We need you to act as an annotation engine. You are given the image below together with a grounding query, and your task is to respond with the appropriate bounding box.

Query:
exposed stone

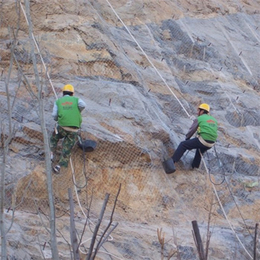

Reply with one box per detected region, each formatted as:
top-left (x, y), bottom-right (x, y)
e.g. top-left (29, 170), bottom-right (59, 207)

top-left (1, 0), bottom-right (260, 259)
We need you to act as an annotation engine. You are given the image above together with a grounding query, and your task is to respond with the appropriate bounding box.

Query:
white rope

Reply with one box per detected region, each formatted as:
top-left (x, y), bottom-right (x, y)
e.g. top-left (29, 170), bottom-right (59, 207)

top-left (20, 1), bottom-right (58, 100)
top-left (20, 1), bottom-right (133, 259)
top-left (20, 0), bottom-right (253, 257)
top-left (104, 0), bottom-right (191, 119)
top-left (216, 19), bottom-right (252, 76)
top-left (69, 158), bottom-right (124, 258)
top-left (200, 154), bottom-right (253, 259)
top-left (70, 158), bottom-right (88, 219)
top-left (21, 3), bottom-right (118, 256)
top-left (104, 1), bottom-right (255, 258)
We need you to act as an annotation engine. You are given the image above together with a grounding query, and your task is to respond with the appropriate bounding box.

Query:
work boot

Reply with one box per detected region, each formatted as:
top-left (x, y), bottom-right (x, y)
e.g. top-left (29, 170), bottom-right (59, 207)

top-left (162, 158), bottom-right (176, 174)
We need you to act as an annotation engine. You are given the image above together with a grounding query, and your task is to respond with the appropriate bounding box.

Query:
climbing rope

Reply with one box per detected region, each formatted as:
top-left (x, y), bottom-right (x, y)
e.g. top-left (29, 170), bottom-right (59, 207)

top-left (19, 0), bottom-right (256, 257)
top-left (200, 150), bottom-right (253, 259)
top-left (205, 146), bottom-right (225, 186)
top-left (104, 0), bottom-right (254, 258)
top-left (69, 158), bottom-right (126, 259)
top-left (20, 2), bottom-right (121, 257)
top-left (101, 0), bottom-right (205, 226)
top-left (104, 0), bottom-right (191, 119)
top-left (70, 134), bottom-right (90, 190)
top-left (102, 0), bottom-right (252, 259)
top-left (210, 146), bottom-right (255, 239)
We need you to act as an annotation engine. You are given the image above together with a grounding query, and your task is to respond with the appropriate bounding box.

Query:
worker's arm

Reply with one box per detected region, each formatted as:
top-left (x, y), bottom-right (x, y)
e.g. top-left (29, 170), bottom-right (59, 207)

top-left (78, 98), bottom-right (86, 112)
top-left (185, 118), bottom-right (199, 140)
top-left (52, 102), bottom-right (58, 121)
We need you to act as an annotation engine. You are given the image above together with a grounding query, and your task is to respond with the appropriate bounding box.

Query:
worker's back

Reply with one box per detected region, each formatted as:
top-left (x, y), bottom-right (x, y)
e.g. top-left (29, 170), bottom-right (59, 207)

top-left (56, 95), bottom-right (82, 128)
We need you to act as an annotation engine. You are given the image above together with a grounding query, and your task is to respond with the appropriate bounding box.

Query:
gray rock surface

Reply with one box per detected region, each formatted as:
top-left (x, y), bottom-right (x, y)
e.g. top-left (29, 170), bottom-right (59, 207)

top-left (0, 0), bottom-right (260, 259)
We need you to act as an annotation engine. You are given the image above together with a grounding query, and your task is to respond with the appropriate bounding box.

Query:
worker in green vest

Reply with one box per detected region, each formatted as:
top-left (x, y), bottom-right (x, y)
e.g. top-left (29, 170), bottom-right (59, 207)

top-left (50, 84), bottom-right (86, 173)
top-left (163, 103), bottom-right (218, 174)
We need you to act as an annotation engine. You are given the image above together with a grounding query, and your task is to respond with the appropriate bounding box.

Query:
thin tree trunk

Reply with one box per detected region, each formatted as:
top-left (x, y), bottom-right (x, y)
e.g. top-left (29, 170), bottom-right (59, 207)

top-left (192, 220), bottom-right (205, 260)
top-left (0, 137), bottom-right (7, 260)
top-left (87, 193), bottom-right (110, 260)
top-left (0, 36), bottom-right (16, 259)
top-left (24, 1), bottom-right (59, 259)
top-left (254, 223), bottom-right (258, 260)
top-left (68, 188), bottom-right (80, 260)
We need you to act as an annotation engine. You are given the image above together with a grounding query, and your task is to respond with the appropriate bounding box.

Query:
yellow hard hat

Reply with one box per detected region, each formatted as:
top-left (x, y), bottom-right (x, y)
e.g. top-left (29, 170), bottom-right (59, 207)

top-left (198, 103), bottom-right (210, 112)
top-left (62, 84), bottom-right (74, 93)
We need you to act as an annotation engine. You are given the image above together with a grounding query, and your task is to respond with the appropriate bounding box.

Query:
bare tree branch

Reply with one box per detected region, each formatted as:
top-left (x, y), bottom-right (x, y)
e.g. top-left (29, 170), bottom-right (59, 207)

top-left (254, 223), bottom-right (258, 260)
top-left (205, 195), bottom-right (214, 260)
top-left (24, 0), bottom-right (59, 258)
top-left (86, 193), bottom-right (110, 260)
top-left (192, 220), bottom-right (205, 260)
top-left (68, 188), bottom-right (80, 260)
top-left (93, 184), bottom-right (121, 256)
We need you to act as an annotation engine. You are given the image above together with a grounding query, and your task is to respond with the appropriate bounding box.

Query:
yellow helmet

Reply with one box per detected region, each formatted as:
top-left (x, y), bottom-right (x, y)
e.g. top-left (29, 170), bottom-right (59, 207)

top-left (198, 103), bottom-right (210, 112)
top-left (62, 84), bottom-right (74, 93)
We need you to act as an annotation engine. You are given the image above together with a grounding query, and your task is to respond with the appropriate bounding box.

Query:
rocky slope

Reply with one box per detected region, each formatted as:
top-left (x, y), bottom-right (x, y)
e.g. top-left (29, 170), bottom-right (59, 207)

top-left (1, 0), bottom-right (260, 259)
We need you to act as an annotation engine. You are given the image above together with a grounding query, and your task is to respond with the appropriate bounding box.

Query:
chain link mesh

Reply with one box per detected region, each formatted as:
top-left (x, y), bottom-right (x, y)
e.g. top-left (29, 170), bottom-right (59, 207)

top-left (1, 0), bottom-right (260, 259)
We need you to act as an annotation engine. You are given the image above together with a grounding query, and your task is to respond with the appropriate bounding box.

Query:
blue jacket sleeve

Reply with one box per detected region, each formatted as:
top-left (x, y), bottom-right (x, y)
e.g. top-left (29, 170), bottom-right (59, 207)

top-left (185, 118), bottom-right (199, 140)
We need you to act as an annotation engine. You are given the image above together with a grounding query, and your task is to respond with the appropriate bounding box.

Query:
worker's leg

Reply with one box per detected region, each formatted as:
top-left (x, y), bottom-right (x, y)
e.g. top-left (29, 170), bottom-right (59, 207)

top-left (59, 131), bottom-right (78, 168)
top-left (50, 131), bottom-right (60, 152)
top-left (172, 138), bottom-right (201, 163)
top-left (50, 126), bottom-right (65, 152)
top-left (192, 146), bottom-right (210, 168)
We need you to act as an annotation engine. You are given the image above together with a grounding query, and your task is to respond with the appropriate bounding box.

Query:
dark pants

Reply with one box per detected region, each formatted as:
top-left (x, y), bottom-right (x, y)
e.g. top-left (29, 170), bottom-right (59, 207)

top-left (172, 138), bottom-right (211, 168)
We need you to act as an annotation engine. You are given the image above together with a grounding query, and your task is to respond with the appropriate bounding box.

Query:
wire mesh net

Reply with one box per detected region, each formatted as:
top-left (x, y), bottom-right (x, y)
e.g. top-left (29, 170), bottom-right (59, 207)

top-left (1, 0), bottom-right (260, 259)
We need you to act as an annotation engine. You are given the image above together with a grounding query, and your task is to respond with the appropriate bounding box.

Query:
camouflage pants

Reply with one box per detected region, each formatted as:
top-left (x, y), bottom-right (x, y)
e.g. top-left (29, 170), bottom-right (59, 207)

top-left (50, 126), bottom-right (78, 167)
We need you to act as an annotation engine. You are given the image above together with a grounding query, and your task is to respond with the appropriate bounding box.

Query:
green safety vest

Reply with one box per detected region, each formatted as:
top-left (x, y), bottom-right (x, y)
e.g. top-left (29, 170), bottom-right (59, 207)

top-left (197, 114), bottom-right (218, 142)
top-left (56, 96), bottom-right (82, 128)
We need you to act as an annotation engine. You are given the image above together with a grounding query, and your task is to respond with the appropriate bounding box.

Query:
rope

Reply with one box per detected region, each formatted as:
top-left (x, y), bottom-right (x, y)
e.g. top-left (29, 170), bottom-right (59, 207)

top-left (20, 5), bottom-right (117, 258)
top-left (103, 1), bottom-right (256, 257)
top-left (212, 146), bottom-right (255, 239)
top-left (104, 0), bottom-right (191, 119)
top-left (205, 148), bottom-right (225, 186)
top-left (70, 137), bottom-right (89, 190)
top-left (69, 158), bottom-right (126, 259)
top-left (200, 151), bottom-right (253, 259)
top-left (104, 1), bottom-right (255, 258)
top-left (20, 0), bottom-right (255, 257)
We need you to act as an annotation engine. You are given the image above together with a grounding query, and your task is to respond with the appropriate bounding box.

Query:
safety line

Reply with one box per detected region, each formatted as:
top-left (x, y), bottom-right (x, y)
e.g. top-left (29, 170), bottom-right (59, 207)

top-left (104, 1), bottom-right (254, 258)
top-left (200, 154), bottom-right (253, 259)
top-left (104, 1), bottom-right (256, 258)
top-left (20, 0), bottom-right (255, 257)
top-left (179, 7), bottom-right (257, 256)
top-left (104, 0), bottom-right (191, 119)
top-left (21, 2), bottom-right (121, 258)
top-left (69, 158), bottom-right (125, 259)
top-left (216, 19), bottom-right (252, 76)
top-left (20, 1), bottom-right (177, 258)
top-left (20, 1), bottom-right (58, 100)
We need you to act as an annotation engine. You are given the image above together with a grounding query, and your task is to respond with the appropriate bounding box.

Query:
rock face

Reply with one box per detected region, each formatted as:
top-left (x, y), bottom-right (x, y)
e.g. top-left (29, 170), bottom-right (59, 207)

top-left (1, 0), bottom-right (260, 259)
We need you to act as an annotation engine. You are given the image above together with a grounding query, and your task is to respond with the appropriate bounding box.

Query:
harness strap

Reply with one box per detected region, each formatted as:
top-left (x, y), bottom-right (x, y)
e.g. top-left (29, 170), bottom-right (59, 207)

top-left (60, 126), bottom-right (79, 133)
top-left (198, 135), bottom-right (215, 148)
